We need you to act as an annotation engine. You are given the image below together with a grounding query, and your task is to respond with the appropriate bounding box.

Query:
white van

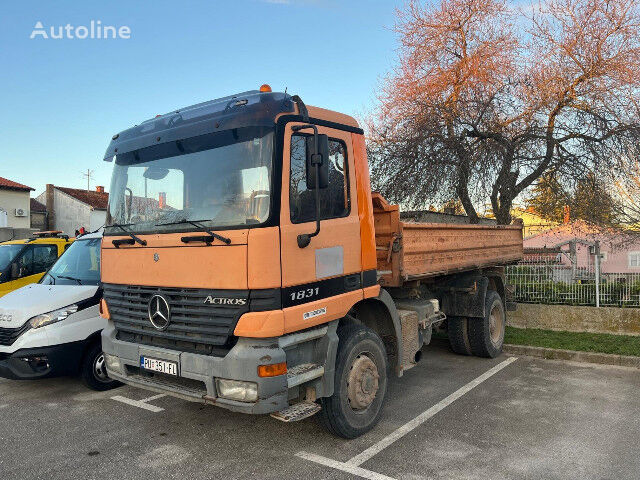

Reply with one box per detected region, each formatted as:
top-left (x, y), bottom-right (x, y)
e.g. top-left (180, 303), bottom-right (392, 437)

top-left (0, 231), bottom-right (119, 390)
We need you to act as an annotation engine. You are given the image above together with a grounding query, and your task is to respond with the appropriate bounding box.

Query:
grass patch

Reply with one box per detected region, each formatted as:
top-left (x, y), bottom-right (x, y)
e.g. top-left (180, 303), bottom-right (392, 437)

top-left (505, 326), bottom-right (640, 357)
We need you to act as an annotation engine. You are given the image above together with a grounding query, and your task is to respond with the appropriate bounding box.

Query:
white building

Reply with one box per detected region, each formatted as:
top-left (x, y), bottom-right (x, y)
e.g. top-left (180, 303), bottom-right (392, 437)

top-left (36, 185), bottom-right (108, 236)
top-left (0, 177), bottom-right (33, 229)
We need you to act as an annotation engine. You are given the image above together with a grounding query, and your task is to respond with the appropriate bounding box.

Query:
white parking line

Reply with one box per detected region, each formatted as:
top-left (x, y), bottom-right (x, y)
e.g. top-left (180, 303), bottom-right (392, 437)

top-left (111, 394), bottom-right (167, 413)
top-left (298, 356), bottom-right (518, 479)
top-left (296, 452), bottom-right (397, 480)
top-left (141, 393), bottom-right (167, 403)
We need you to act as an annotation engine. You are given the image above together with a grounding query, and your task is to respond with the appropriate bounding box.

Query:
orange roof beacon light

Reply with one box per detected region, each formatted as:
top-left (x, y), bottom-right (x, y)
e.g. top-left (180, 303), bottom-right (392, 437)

top-left (259, 84), bottom-right (272, 93)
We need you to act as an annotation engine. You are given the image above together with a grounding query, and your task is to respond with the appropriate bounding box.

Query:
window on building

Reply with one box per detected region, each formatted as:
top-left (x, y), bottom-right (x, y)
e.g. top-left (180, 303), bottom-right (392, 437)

top-left (629, 252), bottom-right (640, 268)
top-left (289, 135), bottom-right (349, 224)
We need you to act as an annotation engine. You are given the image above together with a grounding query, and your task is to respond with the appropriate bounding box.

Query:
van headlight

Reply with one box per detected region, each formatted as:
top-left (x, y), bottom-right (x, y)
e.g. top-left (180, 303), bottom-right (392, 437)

top-left (29, 305), bottom-right (79, 329)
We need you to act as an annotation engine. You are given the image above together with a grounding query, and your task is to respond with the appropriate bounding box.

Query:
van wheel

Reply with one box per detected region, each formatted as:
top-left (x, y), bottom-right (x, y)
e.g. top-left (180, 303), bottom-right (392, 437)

top-left (468, 290), bottom-right (505, 358)
top-left (318, 324), bottom-right (388, 439)
top-left (447, 317), bottom-right (472, 355)
top-left (81, 343), bottom-right (120, 391)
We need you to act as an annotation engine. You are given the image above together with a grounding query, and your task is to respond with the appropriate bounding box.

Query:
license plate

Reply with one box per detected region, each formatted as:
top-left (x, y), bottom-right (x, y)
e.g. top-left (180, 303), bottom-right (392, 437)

top-left (140, 356), bottom-right (178, 376)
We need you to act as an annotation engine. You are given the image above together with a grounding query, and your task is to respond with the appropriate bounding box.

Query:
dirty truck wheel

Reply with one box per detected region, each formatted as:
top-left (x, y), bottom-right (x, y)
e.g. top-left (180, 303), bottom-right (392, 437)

top-left (468, 290), bottom-right (505, 358)
top-left (81, 343), bottom-right (121, 391)
top-left (319, 324), bottom-right (388, 439)
top-left (448, 317), bottom-right (472, 356)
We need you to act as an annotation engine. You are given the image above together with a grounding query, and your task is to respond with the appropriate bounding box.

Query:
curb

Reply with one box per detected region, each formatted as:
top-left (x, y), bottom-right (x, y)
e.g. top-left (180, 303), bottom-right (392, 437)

top-left (503, 344), bottom-right (640, 369)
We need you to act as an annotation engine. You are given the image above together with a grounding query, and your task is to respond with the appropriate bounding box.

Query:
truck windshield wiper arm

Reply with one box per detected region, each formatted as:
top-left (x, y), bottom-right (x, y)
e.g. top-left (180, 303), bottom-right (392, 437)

top-left (56, 274), bottom-right (82, 285)
top-left (155, 219), bottom-right (231, 245)
top-left (110, 223), bottom-right (147, 247)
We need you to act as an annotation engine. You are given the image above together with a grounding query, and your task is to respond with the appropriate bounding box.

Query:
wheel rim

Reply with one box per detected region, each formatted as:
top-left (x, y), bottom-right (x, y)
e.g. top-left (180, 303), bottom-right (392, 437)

top-left (347, 354), bottom-right (379, 411)
top-left (489, 305), bottom-right (503, 345)
top-left (93, 353), bottom-right (111, 383)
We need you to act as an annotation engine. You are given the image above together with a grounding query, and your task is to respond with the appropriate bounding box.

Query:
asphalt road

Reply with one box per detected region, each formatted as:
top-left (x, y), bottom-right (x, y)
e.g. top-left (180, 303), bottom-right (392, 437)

top-left (1, 340), bottom-right (638, 480)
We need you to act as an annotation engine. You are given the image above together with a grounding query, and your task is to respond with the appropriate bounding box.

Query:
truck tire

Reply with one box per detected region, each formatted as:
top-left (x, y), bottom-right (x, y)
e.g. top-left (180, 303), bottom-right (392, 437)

top-left (447, 317), bottom-right (472, 356)
top-left (468, 290), bottom-right (505, 358)
top-left (318, 323), bottom-right (388, 438)
top-left (81, 343), bottom-right (121, 391)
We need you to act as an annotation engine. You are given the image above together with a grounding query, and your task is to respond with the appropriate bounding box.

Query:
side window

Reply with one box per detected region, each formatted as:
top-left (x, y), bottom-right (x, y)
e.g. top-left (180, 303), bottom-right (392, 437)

top-left (17, 247), bottom-right (34, 277)
top-left (27, 245), bottom-right (59, 276)
top-left (290, 134), bottom-right (349, 224)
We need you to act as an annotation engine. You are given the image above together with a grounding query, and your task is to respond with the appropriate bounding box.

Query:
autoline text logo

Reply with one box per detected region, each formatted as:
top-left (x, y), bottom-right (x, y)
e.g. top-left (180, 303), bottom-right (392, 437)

top-left (30, 20), bottom-right (131, 40)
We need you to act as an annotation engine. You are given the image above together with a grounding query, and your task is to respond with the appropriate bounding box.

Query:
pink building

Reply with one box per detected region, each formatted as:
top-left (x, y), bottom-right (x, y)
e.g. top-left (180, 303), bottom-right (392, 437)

top-left (523, 221), bottom-right (640, 274)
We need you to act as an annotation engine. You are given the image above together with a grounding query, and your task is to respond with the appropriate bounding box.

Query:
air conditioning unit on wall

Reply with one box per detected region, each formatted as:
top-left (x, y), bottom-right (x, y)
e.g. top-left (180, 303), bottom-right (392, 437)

top-left (14, 208), bottom-right (27, 217)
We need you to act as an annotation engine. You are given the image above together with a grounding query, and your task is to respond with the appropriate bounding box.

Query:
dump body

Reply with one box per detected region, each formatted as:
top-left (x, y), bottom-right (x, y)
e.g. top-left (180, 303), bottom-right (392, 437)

top-left (372, 193), bottom-right (523, 287)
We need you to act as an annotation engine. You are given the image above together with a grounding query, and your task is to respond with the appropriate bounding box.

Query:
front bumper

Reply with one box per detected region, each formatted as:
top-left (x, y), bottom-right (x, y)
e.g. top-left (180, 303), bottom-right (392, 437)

top-left (0, 341), bottom-right (85, 380)
top-left (101, 323), bottom-right (289, 414)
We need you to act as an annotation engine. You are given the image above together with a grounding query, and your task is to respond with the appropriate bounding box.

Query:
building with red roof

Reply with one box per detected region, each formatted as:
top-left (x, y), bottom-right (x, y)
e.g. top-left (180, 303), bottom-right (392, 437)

top-left (36, 184), bottom-right (109, 236)
top-left (0, 176), bottom-right (34, 229)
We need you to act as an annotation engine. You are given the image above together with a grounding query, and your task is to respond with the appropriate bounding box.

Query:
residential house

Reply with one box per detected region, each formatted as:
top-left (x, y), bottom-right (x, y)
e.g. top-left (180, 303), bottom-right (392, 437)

top-left (36, 185), bottom-right (109, 236)
top-left (523, 221), bottom-right (640, 274)
top-left (0, 176), bottom-right (33, 229)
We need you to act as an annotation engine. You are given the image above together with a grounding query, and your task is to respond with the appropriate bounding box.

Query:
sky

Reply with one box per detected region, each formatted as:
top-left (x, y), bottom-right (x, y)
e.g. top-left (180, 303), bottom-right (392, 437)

top-left (0, 0), bottom-right (403, 196)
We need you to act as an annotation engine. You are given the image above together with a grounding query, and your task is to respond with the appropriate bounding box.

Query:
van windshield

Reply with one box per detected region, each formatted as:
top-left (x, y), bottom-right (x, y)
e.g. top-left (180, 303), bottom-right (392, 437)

top-left (41, 238), bottom-right (101, 286)
top-left (105, 126), bottom-right (274, 235)
top-left (0, 244), bottom-right (24, 272)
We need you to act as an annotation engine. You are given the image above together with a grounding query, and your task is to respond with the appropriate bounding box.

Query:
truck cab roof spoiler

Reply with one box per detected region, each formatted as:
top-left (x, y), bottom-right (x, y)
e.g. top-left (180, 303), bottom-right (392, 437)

top-left (104, 90), bottom-right (295, 161)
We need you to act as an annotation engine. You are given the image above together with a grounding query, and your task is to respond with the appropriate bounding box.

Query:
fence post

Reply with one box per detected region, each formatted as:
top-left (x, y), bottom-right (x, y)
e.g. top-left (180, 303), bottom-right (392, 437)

top-left (594, 241), bottom-right (601, 308)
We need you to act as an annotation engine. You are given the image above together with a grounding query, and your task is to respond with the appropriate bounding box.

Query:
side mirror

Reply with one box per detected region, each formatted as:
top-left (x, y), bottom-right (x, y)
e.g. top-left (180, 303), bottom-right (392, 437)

top-left (10, 263), bottom-right (19, 280)
top-left (305, 134), bottom-right (329, 190)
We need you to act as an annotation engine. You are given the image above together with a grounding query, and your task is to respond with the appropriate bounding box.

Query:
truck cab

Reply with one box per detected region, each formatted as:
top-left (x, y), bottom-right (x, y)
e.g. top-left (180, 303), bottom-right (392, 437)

top-left (100, 87), bottom-right (521, 437)
top-left (0, 232), bottom-right (72, 298)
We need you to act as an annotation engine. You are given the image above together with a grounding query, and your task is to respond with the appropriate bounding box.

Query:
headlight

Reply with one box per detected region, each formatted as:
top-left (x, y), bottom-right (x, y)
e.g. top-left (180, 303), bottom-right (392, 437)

top-left (215, 379), bottom-right (258, 402)
top-left (29, 304), bottom-right (79, 329)
top-left (104, 353), bottom-right (123, 374)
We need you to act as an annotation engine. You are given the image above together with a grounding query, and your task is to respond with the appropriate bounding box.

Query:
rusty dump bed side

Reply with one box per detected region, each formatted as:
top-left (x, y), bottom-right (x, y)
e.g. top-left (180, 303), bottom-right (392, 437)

top-left (372, 193), bottom-right (523, 287)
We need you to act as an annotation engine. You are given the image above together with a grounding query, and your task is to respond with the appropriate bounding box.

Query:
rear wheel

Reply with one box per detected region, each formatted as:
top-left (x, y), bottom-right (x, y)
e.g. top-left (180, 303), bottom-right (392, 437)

top-left (448, 317), bottom-right (472, 355)
top-left (468, 290), bottom-right (505, 358)
top-left (318, 323), bottom-right (388, 438)
top-left (81, 343), bottom-right (121, 391)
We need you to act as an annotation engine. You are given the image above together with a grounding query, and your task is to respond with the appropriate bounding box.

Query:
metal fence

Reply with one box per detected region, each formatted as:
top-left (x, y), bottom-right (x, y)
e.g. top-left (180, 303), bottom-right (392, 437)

top-left (506, 256), bottom-right (640, 307)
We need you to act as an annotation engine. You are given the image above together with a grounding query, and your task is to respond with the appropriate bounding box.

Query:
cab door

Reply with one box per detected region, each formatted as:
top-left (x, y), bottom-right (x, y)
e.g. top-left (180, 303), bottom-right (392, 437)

top-left (279, 122), bottom-right (362, 333)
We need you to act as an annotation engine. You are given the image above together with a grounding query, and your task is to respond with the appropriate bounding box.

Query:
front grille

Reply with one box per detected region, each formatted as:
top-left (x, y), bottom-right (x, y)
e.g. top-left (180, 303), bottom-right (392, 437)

top-left (0, 323), bottom-right (30, 346)
top-left (103, 284), bottom-right (280, 356)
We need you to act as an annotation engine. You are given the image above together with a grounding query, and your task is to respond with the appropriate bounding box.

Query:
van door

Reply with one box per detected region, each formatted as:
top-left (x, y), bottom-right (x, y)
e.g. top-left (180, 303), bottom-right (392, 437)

top-left (279, 122), bottom-right (362, 333)
top-left (7, 244), bottom-right (59, 292)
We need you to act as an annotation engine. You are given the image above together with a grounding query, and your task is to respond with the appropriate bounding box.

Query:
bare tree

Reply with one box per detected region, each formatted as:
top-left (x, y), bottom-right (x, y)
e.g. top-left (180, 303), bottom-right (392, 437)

top-left (368, 0), bottom-right (640, 224)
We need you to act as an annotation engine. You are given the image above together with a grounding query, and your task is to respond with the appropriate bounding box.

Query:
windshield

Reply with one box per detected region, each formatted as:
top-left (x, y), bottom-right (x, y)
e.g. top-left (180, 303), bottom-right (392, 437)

top-left (41, 238), bottom-right (101, 286)
top-left (105, 126), bottom-right (274, 234)
top-left (0, 244), bottom-right (24, 271)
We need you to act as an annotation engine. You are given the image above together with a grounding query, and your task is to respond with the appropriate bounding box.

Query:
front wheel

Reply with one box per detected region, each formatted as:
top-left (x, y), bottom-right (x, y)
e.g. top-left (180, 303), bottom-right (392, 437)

top-left (318, 323), bottom-right (388, 438)
top-left (81, 343), bottom-right (121, 391)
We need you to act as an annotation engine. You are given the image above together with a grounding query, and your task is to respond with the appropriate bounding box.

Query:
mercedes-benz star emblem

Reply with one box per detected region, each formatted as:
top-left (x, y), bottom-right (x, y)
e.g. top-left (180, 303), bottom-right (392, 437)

top-left (148, 295), bottom-right (171, 331)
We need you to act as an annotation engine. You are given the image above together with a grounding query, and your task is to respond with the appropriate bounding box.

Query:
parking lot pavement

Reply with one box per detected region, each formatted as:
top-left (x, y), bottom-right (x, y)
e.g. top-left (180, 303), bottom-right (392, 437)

top-left (1, 340), bottom-right (639, 480)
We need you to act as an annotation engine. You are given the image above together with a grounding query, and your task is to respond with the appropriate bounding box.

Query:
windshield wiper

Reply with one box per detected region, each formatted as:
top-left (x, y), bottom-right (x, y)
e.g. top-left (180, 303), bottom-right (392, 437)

top-left (155, 219), bottom-right (231, 245)
top-left (56, 274), bottom-right (82, 285)
top-left (110, 223), bottom-right (147, 248)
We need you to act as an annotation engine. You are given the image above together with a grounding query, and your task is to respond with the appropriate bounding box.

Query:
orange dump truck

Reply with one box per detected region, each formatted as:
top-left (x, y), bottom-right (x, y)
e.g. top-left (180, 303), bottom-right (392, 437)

top-left (100, 87), bottom-right (523, 438)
